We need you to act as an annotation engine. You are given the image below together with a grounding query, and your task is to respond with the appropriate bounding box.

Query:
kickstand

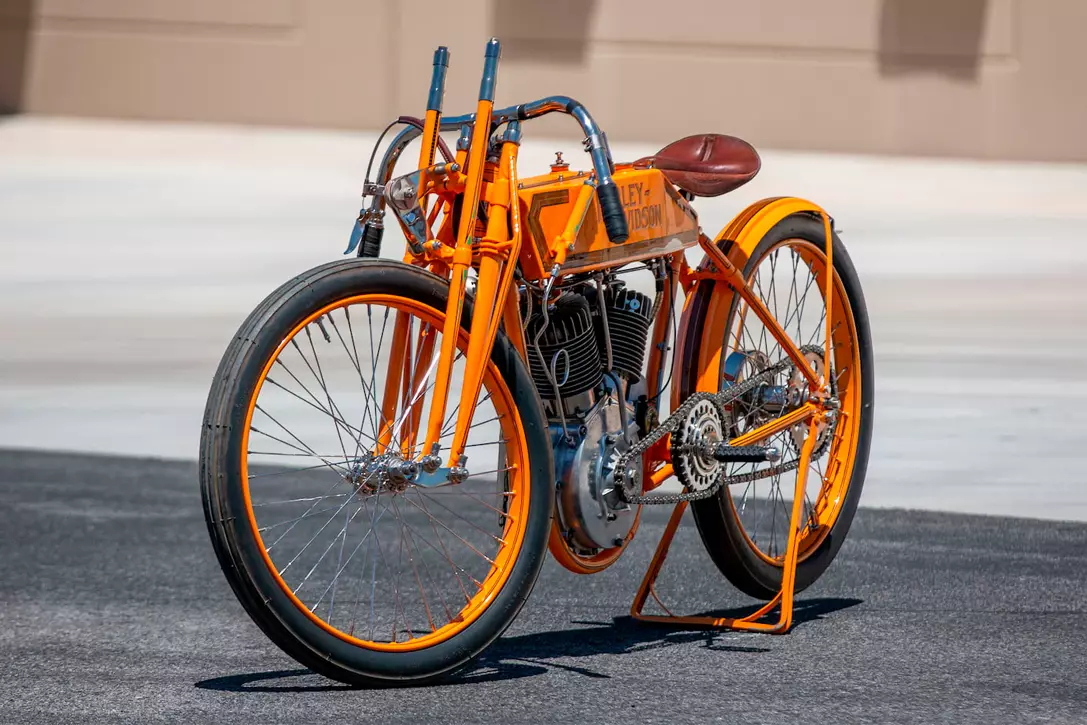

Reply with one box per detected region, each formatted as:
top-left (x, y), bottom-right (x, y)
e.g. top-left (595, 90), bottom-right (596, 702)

top-left (630, 418), bottom-right (821, 633)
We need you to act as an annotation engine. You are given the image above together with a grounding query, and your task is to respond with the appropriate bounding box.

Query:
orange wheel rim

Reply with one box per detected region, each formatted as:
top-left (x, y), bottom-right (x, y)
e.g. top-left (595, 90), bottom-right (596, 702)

top-left (240, 294), bottom-right (531, 652)
top-left (721, 239), bottom-right (863, 566)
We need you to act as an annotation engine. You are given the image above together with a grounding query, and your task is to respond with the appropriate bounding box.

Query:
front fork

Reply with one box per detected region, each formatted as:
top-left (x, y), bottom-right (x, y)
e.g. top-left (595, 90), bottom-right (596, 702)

top-left (373, 39), bottom-right (526, 477)
top-left (376, 137), bottom-right (524, 474)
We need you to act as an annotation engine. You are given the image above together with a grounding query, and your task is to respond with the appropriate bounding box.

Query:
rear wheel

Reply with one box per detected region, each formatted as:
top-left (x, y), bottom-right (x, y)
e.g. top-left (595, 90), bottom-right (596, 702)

top-left (683, 214), bottom-right (874, 599)
top-left (200, 260), bottom-right (553, 685)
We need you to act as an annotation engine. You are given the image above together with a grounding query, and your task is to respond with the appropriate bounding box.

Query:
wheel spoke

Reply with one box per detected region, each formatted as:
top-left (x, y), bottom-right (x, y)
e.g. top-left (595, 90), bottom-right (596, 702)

top-left (264, 374), bottom-right (377, 447)
top-left (722, 238), bottom-right (858, 566)
top-left (413, 488), bottom-right (509, 545)
top-left (240, 295), bottom-right (527, 648)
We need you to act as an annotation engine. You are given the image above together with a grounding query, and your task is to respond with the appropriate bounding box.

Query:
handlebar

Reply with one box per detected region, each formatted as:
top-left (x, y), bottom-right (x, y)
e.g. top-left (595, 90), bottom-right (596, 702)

top-left (442, 93), bottom-right (628, 243)
top-left (367, 42), bottom-right (630, 246)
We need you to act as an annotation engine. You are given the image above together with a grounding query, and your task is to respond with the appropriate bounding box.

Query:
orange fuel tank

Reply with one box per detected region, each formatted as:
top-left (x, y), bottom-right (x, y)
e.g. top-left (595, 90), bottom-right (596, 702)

top-left (516, 164), bottom-right (700, 279)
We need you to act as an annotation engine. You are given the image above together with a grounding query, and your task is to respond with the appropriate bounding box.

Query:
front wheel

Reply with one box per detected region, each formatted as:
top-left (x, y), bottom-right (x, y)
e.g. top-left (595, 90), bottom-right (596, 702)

top-left (200, 259), bottom-right (553, 685)
top-left (682, 214), bottom-right (874, 600)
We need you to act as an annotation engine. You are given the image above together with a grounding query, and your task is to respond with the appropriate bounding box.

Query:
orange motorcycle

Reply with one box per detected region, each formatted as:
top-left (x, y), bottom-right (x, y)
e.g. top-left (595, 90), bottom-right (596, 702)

top-left (200, 39), bottom-right (873, 685)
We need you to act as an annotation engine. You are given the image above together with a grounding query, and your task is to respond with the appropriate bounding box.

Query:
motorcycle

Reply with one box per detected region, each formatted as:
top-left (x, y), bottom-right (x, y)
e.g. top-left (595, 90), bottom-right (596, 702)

top-left (200, 38), bottom-right (874, 685)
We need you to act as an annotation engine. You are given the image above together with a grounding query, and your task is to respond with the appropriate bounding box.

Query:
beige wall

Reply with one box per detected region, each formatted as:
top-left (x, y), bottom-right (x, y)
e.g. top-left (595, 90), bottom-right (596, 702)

top-left (7, 0), bottom-right (1087, 161)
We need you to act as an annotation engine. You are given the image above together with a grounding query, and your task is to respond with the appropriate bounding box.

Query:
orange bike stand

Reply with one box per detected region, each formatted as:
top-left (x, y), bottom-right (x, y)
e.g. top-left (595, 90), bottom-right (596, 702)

top-left (630, 419), bottom-right (820, 634)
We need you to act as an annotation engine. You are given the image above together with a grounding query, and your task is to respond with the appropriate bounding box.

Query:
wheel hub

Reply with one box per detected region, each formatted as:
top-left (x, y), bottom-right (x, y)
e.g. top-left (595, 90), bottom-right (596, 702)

top-left (345, 453), bottom-right (418, 494)
top-left (789, 346), bottom-right (832, 456)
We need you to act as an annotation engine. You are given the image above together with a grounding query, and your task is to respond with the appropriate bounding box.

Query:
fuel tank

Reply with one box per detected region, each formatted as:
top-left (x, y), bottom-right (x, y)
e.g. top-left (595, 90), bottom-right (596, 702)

top-left (516, 163), bottom-right (699, 279)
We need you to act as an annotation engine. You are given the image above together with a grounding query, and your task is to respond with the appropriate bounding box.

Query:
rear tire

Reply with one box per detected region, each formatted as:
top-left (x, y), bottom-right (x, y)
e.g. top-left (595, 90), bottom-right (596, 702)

top-left (200, 259), bottom-right (553, 685)
top-left (683, 214), bottom-right (874, 600)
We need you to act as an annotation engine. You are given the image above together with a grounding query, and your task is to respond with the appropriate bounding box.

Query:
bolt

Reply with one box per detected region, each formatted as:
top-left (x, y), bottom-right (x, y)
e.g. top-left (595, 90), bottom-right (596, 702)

top-left (420, 455), bottom-right (441, 474)
top-left (612, 537), bottom-right (624, 547)
top-left (387, 460), bottom-right (418, 484)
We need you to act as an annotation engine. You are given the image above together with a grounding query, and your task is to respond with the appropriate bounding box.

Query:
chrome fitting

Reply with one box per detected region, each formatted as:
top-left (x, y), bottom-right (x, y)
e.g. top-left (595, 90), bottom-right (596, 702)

top-left (420, 443), bottom-right (442, 473)
top-left (386, 459), bottom-right (419, 484)
top-left (448, 455), bottom-right (469, 484)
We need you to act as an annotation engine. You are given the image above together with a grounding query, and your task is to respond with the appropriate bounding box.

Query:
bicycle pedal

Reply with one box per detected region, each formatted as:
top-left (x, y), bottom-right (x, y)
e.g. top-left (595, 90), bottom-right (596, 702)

top-left (711, 444), bottom-right (780, 463)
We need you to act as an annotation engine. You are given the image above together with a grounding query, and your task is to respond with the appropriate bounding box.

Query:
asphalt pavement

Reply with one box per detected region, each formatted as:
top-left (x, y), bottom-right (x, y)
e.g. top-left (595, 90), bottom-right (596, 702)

top-left (1, 448), bottom-right (1084, 724)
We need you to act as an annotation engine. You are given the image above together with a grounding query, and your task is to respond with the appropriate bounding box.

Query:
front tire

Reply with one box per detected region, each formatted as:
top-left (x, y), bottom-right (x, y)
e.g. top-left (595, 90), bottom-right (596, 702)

top-left (200, 259), bottom-right (553, 685)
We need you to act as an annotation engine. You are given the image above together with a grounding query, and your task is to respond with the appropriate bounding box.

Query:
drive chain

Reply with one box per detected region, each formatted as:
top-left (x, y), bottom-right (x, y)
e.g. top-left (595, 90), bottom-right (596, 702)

top-left (616, 357), bottom-right (834, 506)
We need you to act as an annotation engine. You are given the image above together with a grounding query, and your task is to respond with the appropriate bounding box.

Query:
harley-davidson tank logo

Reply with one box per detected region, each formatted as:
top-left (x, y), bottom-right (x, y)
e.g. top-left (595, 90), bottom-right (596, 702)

top-left (620, 181), bottom-right (663, 233)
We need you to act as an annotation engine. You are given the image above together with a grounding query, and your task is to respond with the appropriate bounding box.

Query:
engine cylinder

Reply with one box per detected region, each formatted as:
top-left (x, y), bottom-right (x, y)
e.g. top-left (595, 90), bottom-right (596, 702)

top-left (602, 287), bottom-right (654, 381)
top-left (527, 294), bottom-right (603, 399)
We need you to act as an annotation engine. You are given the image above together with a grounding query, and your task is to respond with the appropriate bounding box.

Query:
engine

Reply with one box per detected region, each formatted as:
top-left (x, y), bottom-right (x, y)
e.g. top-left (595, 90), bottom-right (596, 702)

top-left (526, 279), bottom-right (654, 552)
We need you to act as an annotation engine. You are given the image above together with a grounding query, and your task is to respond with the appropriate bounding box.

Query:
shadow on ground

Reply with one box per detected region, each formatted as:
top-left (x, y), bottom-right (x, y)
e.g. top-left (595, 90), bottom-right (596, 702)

top-left (194, 597), bottom-right (861, 692)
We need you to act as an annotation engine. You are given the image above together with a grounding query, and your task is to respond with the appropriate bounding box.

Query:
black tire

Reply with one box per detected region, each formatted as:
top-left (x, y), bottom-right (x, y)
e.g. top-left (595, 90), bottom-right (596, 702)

top-left (200, 259), bottom-right (554, 686)
top-left (684, 214), bottom-right (875, 600)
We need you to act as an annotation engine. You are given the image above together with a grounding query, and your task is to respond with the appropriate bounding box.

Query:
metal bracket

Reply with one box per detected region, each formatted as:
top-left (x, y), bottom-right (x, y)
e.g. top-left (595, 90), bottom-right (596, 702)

top-left (384, 162), bottom-right (462, 257)
top-left (384, 170), bottom-right (429, 255)
top-left (412, 467), bottom-right (456, 488)
top-left (412, 452), bottom-right (469, 488)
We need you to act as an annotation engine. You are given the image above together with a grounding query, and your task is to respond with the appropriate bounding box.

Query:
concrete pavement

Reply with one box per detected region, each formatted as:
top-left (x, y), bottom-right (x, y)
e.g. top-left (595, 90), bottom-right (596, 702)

top-left (1, 116), bottom-right (1086, 519)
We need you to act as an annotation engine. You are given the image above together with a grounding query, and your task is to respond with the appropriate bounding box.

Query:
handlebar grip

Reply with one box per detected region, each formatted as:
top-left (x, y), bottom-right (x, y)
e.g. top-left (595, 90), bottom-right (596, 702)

top-left (479, 38), bottom-right (501, 102)
top-left (426, 47), bottom-right (449, 112)
top-left (345, 213), bottom-right (384, 258)
top-left (358, 221), bottom-right (383, 258)
top-left (596, 182), bottom-right (629, 244)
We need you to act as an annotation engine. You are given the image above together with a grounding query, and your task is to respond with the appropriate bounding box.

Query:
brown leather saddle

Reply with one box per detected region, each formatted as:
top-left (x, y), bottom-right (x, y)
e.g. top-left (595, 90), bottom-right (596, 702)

top-left (633, 133), bottom-right (760, 197)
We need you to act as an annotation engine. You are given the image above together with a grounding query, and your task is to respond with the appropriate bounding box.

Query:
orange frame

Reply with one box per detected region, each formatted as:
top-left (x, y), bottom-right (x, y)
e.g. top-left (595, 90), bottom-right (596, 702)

top-left (374, 41), bottom-right (842, 634)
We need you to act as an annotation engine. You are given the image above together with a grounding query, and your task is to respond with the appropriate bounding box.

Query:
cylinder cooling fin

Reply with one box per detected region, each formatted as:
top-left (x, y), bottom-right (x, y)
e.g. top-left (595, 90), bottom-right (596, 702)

top-left (601, 287), bottom-right (653, 381)
top-left (527, 294), bottom-right (603, 399)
